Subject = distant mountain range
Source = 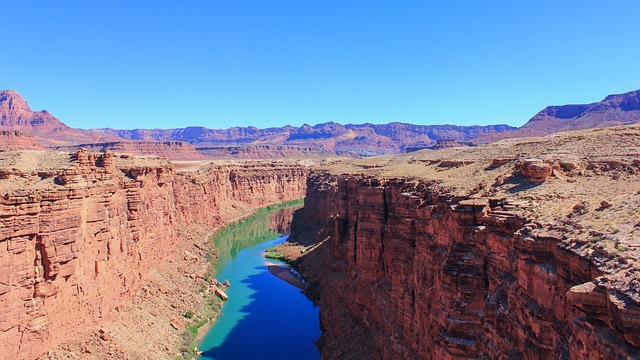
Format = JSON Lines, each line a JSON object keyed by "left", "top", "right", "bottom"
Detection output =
{"left": 1, "top": 89, "right": 639, "bottom": 158}
{"left": 0, "top": 90, "right": 120, "bottom": 146}
{"left": 476, "top": 89, "right": 640, "bottom": 142}
{"left": 89, "top": 122, "right": 515, "bottom": 156}
{"left": 520, "top": 89, "right": 640, "bottom": 135}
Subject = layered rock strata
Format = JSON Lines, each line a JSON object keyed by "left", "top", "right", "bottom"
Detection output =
{"left": 195, "top": 145, "right": 333, "bottom": 159}
{"left": 0, "top": 150, "right": 307, "bottom": 359}
{"left": 0, "top": 131, "right": 45, "bottom": 150}
{"left": 0, "top": 91, "right": 120, "bottom": 146}
{"left": 294, "top": 173, "right": 640, "bottom": 359}
{"left": 94, "top": 122, "right": 516, "bottom": 155}
{"left": 53, "top": 141, "right": 204, "bottom": 160}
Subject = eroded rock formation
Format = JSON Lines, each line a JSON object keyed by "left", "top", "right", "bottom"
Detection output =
{"left": 54, "top": 141, "right": 204, "bottom": 160}
{"left": 519, "top": 159, "right": 553, "bottom": 182}
{"left": 291, "top": 125, "right": 640, "bottom": 359}
{"left": 0, "top": 150, "right": 307, "bottom": 359}
{"left": 0, "top": 131, "right": 45, "bottom": 150}
{"left": 294, "top": 174, "right": 640, "bottom": 359}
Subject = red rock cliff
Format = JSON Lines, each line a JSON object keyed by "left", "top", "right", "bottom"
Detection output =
{"left": 54, "top": 141, "right": 204, "bottom": 160}
{"left": 0, "top": 150, "right": 307, "bottom": 359}
{"left": 293, "top": 172, "right": 640, "bottom": 359}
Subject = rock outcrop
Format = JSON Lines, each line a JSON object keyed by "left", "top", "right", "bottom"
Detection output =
{"left": 290, "top": 125, "right": 640, "bottom": 359}
{"left": 0, "top": 150, "right": 307, "bottom": 359}
{"left": 293, "top": 174, "right": 640, "bottom": 359}
{"left": 518, "top": 159, "right": 553, "bottom": 182}
{"left": 0, "top": 91, "right": 120, "bottom": 146}
{"left": 0, "top": 131, "right": 45, "bottom": 150}
{"left": 54, "top": 141, "right": 204, "bottom": 160}
{"left": 94, "top": 122, "right": 516, "bottom": 156}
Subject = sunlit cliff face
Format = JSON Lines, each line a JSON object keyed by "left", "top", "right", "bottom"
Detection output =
{"left": 0, "top": 150, "right": 308, "bottom": 359}
{"left": 290, "top": 125, "right": 640, "bottom": 360}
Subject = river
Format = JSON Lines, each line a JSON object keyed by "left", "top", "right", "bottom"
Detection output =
{"left": 197, "top": 206, "right": 321, "bottom": 360}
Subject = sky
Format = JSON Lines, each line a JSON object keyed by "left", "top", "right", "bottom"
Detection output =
{"left": 2, "top": 1, "right": 640, "bottom": 130}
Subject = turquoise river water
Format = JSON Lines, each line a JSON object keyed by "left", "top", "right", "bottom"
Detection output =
{"left": 197, "top": 206, "right": 321, "bottom": 360}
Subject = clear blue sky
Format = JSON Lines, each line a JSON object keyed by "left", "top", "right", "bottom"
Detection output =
{"left": 2, "top": 1, "right": 639, "bottom": 130}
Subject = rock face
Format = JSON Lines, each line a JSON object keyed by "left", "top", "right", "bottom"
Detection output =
{"left": 0, "top": 131, "right": 45, "bottom": 150}
{"left": 518, "top": 159, "right": 553, "bottom": 182}
{"left": 0, "top": 91, "right": 119, "bottom": 146}
{"left": 54, "top": 141, "right": 204, "bottom": 160}
{"left": 519, "top": 90, "right": 640, "bottom": 135}
{"left": 292, "top": 173, "right": 640, "bottom": 359}
{"left": 0, "top": 150, "right": 307, "bottom": 359}
{"left": 2, "top": 90, "right": 516, "bottom": 157}
{"left": 95, "top": 122, "right": 516, "bottom": 156}
{"left": 196, "top": 145, "right": 334, "bottom": 159}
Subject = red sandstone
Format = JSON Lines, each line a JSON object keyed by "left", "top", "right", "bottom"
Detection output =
{"left": 290, "top": 125, "right": 640, "bottom": 360}
{"left": 0, "top": 150, "right": 307, "bottom": 359}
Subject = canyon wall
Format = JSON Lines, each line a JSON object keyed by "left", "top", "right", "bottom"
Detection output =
{"left": 54, "top": 141, "right": 204, "bottom": 160}
{"left": 293, "top": 172, "right": 640, "bottom": 359}
{"left": 0, "top": 91, "right": 120, "bottom": 146}
{"left": 0, "top": 150, "right": 307, "bottom": 360}
{"left": 0, "top": 131, "right": 45, "bottom": 150}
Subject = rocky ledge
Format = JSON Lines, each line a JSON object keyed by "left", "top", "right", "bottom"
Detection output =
{"left": 0, "top": 149, "right": 308, "bottom": 359}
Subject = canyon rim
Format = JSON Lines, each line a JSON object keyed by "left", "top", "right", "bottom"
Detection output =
{"left": 1, "top": 89, "right": 640, "bottom": 359}
{"left": 4, "top": 1, "right": 640, "bottom": 358}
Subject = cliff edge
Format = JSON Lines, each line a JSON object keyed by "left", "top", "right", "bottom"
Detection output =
{"left": 291, "top": 124, "right": 640, "bottom": 359}
{"left": 0, "top": 149, "right": 309, "bottom": 359}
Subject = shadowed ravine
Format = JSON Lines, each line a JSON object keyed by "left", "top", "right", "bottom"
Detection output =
{"left": 198, "top": 207, "right": 320, "bottom": 360}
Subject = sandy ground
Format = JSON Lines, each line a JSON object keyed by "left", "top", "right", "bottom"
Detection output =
{"left": 265, "top": 262, "right": 307, "bottom": 289}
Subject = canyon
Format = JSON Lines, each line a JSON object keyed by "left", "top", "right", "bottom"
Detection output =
{"left": 0, "top": 149, "right": 308, "bottom": 359}
{"left": 2, "top": 89, "right": 640, "bottom": 359}
{"left": 289, "top": 124, "right": 640, "bottom": 359}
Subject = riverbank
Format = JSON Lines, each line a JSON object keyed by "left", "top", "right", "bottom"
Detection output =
{"left": 196, "top": 232, "right": 320, "bottom": 359}
{"left": 42, "top": 199, "right": 304, "bottom": 360}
